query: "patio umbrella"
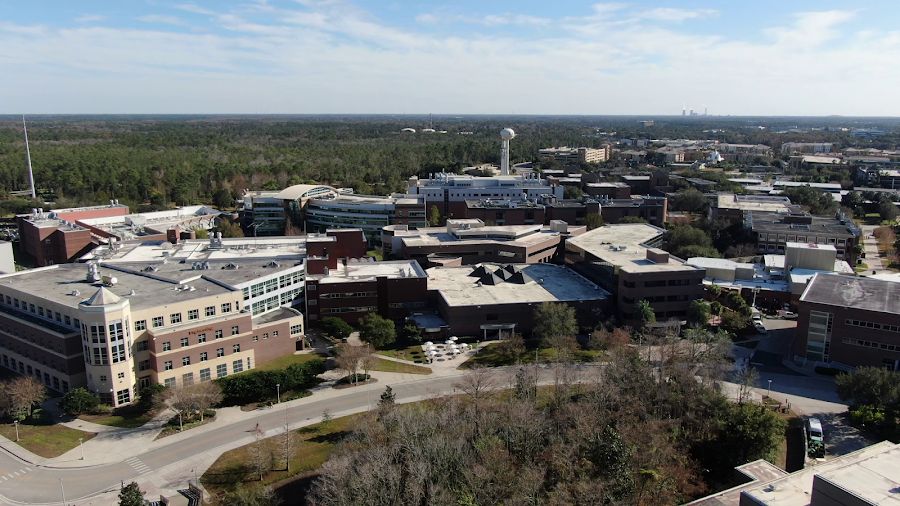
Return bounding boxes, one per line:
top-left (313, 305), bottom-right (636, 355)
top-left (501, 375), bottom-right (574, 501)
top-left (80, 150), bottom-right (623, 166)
top-left (428, 350), bottom-right (438, 356)
top-left (452, 348), bottom-right (461, 354)
top-left (444, 340), bottom-right (454, 345)
top-left (449, 336), bottom-right (458, 341)
top-left (424, 341), bottom-right (433, 346)
top-left (427, 346), bottom-right (437, 351)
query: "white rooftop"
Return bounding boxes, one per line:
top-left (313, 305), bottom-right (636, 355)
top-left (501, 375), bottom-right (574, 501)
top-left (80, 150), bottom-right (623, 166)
top-left (313, 260), bottom-right (425, 284)
top-left (427, 263), bottom-right (609, 307)
top-left (81, 236), bottom-right (315, 264)
top-left (566, 224), bottom-right (700, 274)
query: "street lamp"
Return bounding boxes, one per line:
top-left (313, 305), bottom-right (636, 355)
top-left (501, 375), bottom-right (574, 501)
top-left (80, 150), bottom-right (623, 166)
top-left (78, 437), bottom-right (84, 460)
top-left (276, 383), bottom-right (281, 404)
top-left (13, 420), bottom-right (18, 442)
top-left (59, 478), bottom-right (67, 506)
top-left (767, 379), bottom-right (772, 399)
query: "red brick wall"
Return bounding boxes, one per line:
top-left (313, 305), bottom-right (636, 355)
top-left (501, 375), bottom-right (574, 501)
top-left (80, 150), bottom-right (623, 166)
top-left (56, 207), bottom-right (129, 222)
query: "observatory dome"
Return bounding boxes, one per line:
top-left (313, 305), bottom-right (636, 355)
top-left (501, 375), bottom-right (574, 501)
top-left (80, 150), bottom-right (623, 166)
top-left (500, 128), bottom-right (516, 140)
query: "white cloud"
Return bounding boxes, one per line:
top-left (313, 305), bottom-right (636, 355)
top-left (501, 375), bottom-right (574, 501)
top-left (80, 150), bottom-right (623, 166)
top-left (137, 15), bottom-right (187, 25)
top-left (174, 4), bottom-right (216, 16)
top-left (638, 8), bottom-right (719, 22)
top-left (75, 15), bottom-right (105, 23)
top-left (2, 5), bottom-right (899, 115)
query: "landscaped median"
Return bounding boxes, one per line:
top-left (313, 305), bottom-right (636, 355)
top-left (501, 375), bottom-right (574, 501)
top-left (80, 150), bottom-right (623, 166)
top-left (0, 409), bottom-right (96, 458)
top-left (458, 342), bottom-right (604, 369)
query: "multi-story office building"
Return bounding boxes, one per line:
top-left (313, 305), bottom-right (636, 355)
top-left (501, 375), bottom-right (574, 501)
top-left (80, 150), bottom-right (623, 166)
top-left (585, 182), bottom-right (632, 199)
top-left (305, 194), bottom-right (427, 244)
top-left (596, 196), bottom-right (668, 225)
top-left (305, 259), bottom-right (428, 325)
top-left (463, 199), bottom-right (546, 225)
top-left (564, 224), bottom-right (706, 321)
top-left (539, 146), bottom-right (610, 164)
top-left (0, 230), bottom-right (368, 405)
top-left (406, 172), bottom-right (563, 222)
top-left (780, 142), bottom-right (834, 154)
top-left (710, 194), bottom-right (797, 225)
top-left (383, 220), bottom-right (583, 267)
top-left (241, 184), bottom-right (340, 236)
top-left (796, 274), bottom-right (900, 370)
top-left (747, 210), bottom-right (861, 264)
top-left (17, 203), bottom-right (130, 266)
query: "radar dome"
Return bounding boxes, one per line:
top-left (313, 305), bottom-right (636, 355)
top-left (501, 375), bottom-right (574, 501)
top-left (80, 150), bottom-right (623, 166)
top-left (500, 128), bottom-right (516, 140)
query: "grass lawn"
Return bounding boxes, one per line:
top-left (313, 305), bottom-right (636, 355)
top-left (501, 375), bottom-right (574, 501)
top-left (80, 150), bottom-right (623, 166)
top-left (253, 353), bottom-right (326, 372)
top-left (366, 249), bottom-right (384, 261)
top-left (0, 409), bottom-right (96, 458)
top-left (370, 357), bottom-right (431, 375)
top-left (376, 345), bottom-right (429, 364)
top-left (458, 343), bottom-right (605, 369)
top-left (201, 413), bottom-right (362, 497)
top-left (79, 412), bottom-right (154, 429)
top-left (854, 262), bottom-right (869, 273)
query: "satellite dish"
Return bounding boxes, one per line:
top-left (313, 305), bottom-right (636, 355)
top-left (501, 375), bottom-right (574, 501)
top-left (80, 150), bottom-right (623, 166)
top-left (500, 128), bottom-right (516, 140)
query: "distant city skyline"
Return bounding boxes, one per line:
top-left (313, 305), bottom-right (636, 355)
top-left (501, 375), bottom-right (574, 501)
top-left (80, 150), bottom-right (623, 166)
top-left (2, 1), bottom-right (899, 115)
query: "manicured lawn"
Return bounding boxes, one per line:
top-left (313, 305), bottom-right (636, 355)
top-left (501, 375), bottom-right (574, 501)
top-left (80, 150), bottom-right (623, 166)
top-left (376, 345), bottom-right (429, 364)
top-left (201, 413), bottom-right (362, 497)
top-left (80, 412), bottom-right (154, 429)
top-left (0, 410), bottom-right (96, 458)
top-left (253, 353), bottom-right (326, 372)
top-left (458, 343), bottom-right (605, 369)
top-left (370, 357), bottom-right (431, 375)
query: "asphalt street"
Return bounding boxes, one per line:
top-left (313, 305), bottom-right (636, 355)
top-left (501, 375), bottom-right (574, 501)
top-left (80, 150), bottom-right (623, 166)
top-left (0, 374), bottom-right (473, 505)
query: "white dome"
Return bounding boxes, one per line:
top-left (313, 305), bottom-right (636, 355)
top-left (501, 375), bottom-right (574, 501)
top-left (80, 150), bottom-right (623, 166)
top-left (500, 128), bottom-right (516, 140)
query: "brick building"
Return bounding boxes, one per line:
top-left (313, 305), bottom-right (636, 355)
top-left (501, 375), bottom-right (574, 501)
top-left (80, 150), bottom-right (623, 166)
top-left (17, 203), bottom-right (130, 266)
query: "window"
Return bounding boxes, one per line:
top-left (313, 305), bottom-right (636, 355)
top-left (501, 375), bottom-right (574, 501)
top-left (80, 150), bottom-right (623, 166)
top-left (152, 317), bottom-right (164, 328)
top-left (55, 312), bottom-right (61, 322)
top-left (291, 324), bottom-right (303, 335)
top-left (162, 342), bottom-right (171, 352)
top-left (136, 340), bottom-right (149, 352)
top-left (200, 368), bottom-right (211, 382)
top-left (216, 364), bottom-right (228, 378)
top-left (233, 344), bottom-right (241, 353)
top-left (182, 356), bottom-right (191, 366)
top-left (197, 333), bottom-right (206, 343)
top-left (182, 373), bottom-right (194, 387)
top-left (232, 360), bottom-right (244, 373)
top-left (74, 318), bottom-right (80, 329)
top-left (644, 280), bottom-right (667, 287)
top-left (135, 320), bottom-right (147, 331)
top-left (38, 307), bottom-right (44, 317)
top-left (93, 348), bottom-right (109, 365)
top-left (181, 338), bottom-right (189, 347)
top-left (90, 324), bottom-right (107, 344)
top-left (188, 309), bottom-right (199, 321)
top-left (109, 321), bottom-right (123, 341)
top-left (111, 344), bottom-right (126, 363)
top-left (200, 352), bottom-right (207, 362)
top-left (253, 335), bottom-right (258, 342)
top-left (164, 377), bottom-right (176, 388)
top-left (139, 360), bottom-right (151, 371)
top-left (273, 331), bottom-right (278, 337)
top-left (231, 326), bottom-right (239, 336)
top-left (216, 348), bottom-right (224, 358)
top-left (170, 313), bottom-right (182, 325)
top-left (164, 361), bottom-right (173, 371)
top-left (117, 372), bottom-right (125, 379)
top-left (263, 333), bottom-right (268, 339)
top-left (117, 388), bottom-right (131, 405)
top-left (215, 330), bottom-right (223, 340)
top-left (205, 306), bottom-right (216, 317)
top-left (100, 375), bottom-right (108, 382)
top-left (221, 303), bottom-right (232, 314)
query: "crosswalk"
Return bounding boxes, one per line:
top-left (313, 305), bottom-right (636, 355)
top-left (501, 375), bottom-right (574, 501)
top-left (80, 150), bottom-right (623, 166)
top-left (0, 467), bottom-right (32, 480)
top-left (125, 457), bottom-right (152, 475)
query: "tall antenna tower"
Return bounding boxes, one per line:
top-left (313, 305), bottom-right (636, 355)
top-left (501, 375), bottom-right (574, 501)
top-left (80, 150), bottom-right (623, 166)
top-left (22, 116), bottom-right (36, 199)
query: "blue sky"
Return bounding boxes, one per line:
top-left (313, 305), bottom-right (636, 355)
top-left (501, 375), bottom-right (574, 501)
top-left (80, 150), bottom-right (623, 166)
top-left (2, 1), bottom-right (899, 115)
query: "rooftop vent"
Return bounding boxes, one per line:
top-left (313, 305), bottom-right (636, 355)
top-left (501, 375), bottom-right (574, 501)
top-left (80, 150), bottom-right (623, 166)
top-left (223, 262), bottom-right (239, 270)
top-left (71, 290), bottom-right (80, 297)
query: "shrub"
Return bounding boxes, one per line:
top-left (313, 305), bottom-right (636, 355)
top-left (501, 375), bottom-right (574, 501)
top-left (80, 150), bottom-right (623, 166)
top-left (216, 358), bottom-right (325, 403)
top-left (59, 388), bottom-right (100, 416)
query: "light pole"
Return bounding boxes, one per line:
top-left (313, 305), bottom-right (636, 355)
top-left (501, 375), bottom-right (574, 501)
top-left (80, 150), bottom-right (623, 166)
top-left (59, 478), bottom-right (67, 506)
top-left (767, 379), bottom-right (772, 399)
top-left (13, 420), bottom-right (18, 442)
top-left (78, 437), bottom-right (84, 460)
top-left (276, 383), bottom-right (281, 404)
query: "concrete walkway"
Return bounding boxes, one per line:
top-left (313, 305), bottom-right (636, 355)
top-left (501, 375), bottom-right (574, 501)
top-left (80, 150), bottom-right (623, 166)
top-left (860, 224), bottom-right (886, 273)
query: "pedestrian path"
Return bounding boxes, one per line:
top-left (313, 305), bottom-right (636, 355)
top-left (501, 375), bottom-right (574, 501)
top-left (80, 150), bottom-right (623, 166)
top-left (125, 456), bottom-right (152, 475)
top-left (0, 466), bottom-right (32, 481)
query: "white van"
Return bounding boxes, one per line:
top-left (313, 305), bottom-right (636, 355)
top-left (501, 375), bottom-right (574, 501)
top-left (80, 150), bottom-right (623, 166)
top-left (806, 417), bottom-right (824, 443)
top-left (751, 308), bottom-right (762, 322)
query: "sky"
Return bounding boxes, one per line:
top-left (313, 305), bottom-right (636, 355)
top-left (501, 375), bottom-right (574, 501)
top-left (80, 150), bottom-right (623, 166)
top-left (2, 0), bottom-right (900, 115)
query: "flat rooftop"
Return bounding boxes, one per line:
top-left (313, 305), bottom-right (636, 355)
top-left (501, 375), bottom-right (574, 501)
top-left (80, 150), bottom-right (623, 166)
top-left (427, 263), bottom-right (609, 307)
top-left (82, 237), bottom-right (313, 264)
top-left (715, 194), bottom-right (796, 212)
top-left (748, 211), bottom-right (860, 237)
top-left (312, 260), bottom-right (425, 284)
top-left (396, 224), bottom-right (565, 249)
top-left (0, 264), bottom-right (235, 313)
top-left (801, 273), bottom-right (900, 314)
top-left (567, 224), bottom-right (700, 274)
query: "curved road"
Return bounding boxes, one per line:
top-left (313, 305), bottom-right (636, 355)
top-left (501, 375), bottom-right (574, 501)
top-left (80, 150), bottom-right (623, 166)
top-left (0, 374), bottom-right (471, 505)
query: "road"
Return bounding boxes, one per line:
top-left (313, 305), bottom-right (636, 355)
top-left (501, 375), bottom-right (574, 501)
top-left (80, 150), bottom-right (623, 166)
top-left (0, 374), bottom-right (474, 505)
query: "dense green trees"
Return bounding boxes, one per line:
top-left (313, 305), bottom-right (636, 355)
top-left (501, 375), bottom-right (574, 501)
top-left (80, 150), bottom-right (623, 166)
top-left (357, 313), bottom-right (396, 349)
top-left (59, 388), bottom-right (100, 416)
top-left (781, 186), bottom-right (839, 215)
top-left (532, 302), bottom-right (577, 343)
top-left (667, 224), bottom-right (721, 259)
top-left (320, 317), bottom-right (354, 341)
top-left (633, 299), bottom-right (656, 333)
top-left (687, 299), bottom-right (711, 327)
top-left (216, 359), bottom-right (325, 404)
top-left (118, 482), bottom-right (145, 506)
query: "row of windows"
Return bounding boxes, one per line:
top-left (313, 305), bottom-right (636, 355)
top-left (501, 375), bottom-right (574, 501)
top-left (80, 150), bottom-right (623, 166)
top-left (242, 272), bottom-right (303, 301)
top-left (757, 234), bottom-right (847, 245)
top-left (388, 302), bottom-right (426, 308)
top-left (0, 295), bottom-right (81, 330)
top-left (250, 295), bottom-right (281, 316)
top-left (160, 327), bottom-right (239, 352)
top-left (320, 291), bottom-right (377, 299)
top-left (2, 355), bottom-right (70, 392)
top-left (134, 303), bottom-right (234, 332)
top-left (163, 359), bottom-right (247, 387)
top-left (845, 319), bottom-right (900, 333)
top-left (321, 306), bottom-right (377, 314)
top-left (163, 345), bottom-right (242, 370)
top-left (842, 337), bottom-right (900, 352)
top-left (0, 327), bottom-right (65, 354)
top-left (3, 343), bottom-right (67, 373)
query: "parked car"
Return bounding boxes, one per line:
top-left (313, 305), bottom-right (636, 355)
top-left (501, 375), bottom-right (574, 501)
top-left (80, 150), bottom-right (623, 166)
top-left (755, 322), bottom-right (768, 334)
top-left (777, 310), bottom-right (798, 319)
